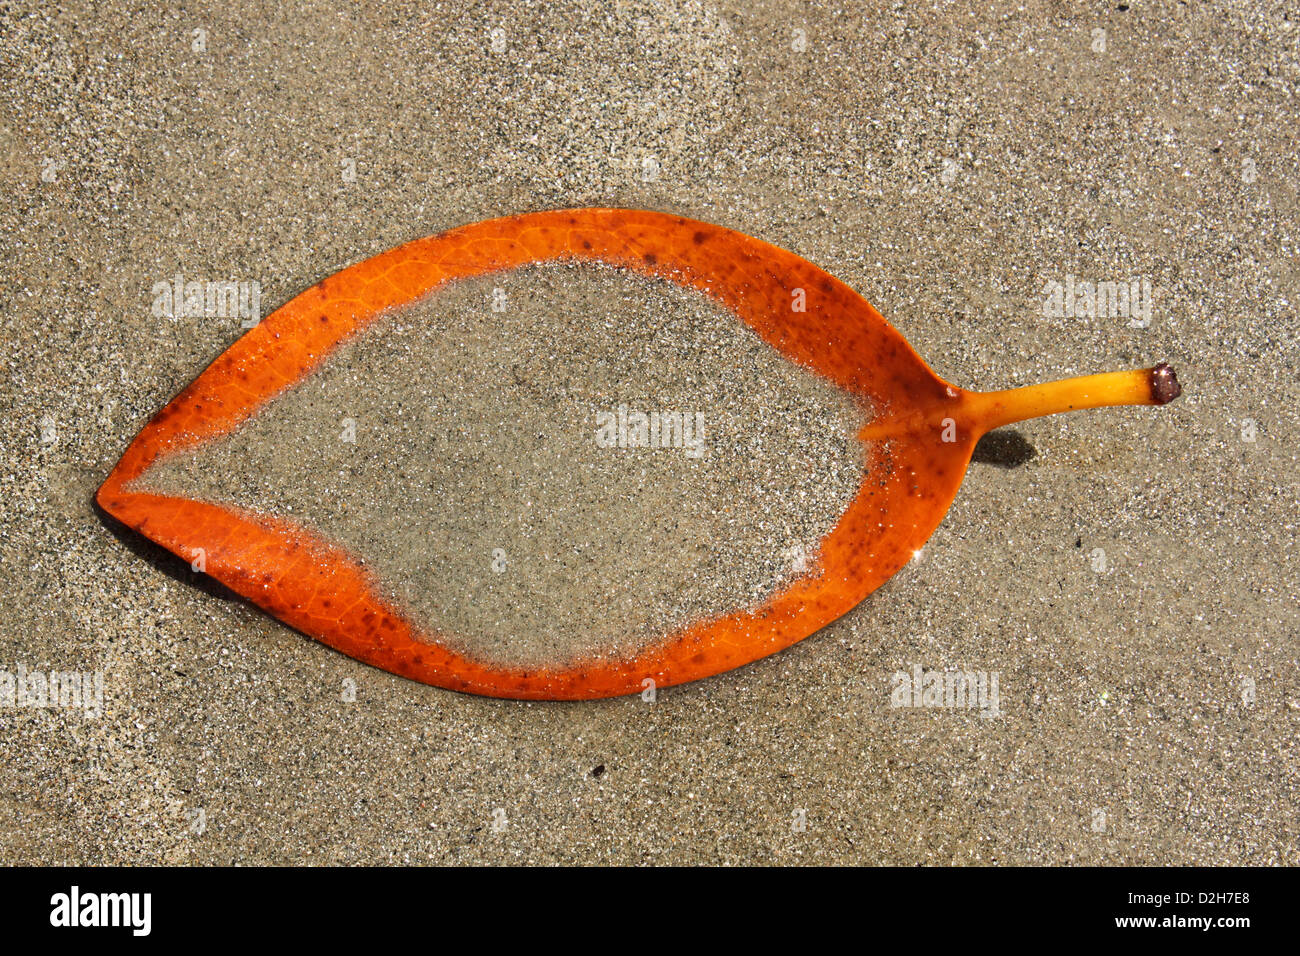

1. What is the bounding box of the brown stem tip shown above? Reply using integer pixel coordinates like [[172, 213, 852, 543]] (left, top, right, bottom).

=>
[[1150, 363, 1182, 405]]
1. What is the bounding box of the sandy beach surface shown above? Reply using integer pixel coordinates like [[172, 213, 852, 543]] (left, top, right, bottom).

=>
[[1, 0, 1297, 864]]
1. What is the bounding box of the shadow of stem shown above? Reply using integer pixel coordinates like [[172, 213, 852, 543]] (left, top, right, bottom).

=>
[[971, 429, 1037, 469]]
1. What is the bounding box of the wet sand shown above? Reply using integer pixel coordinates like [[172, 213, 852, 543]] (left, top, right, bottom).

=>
[[140, 262, 867, 669]]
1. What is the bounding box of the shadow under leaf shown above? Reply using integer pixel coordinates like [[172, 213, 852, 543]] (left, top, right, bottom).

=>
[[971, 429, 1037, 469], [93, 494, 244, 601]]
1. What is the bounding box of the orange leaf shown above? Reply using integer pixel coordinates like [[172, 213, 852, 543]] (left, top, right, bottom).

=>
[[98, 209, 1179, 699]]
